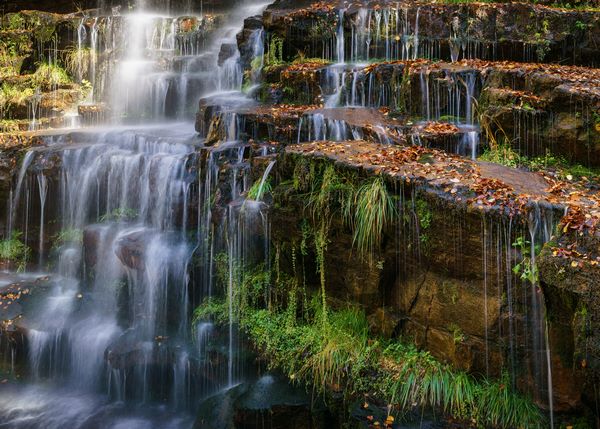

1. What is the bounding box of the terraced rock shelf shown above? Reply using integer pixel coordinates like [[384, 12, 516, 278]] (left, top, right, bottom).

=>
[[0, 0, 599, 428]]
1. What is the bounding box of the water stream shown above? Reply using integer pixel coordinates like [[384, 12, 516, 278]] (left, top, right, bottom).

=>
[[0, 0, 562, 427], [0, 1, 271, 427]]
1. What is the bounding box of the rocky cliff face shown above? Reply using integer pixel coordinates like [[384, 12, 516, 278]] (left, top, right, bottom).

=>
[[193, 0, 600, 422], [0, 0, 599, 426]]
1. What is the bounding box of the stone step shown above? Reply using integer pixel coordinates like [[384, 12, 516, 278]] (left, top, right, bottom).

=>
[[253, 59, 600, 166], [258, 1, 600, 66]]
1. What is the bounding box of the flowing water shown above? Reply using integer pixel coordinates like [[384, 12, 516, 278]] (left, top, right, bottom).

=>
[[0, 1, 271, 427], [1, 0, 559, 426]]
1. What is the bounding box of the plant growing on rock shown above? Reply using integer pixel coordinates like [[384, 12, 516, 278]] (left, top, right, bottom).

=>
[[265, 35, 284, 67], [247, 177, 272, 201], [352, 177, 395, 257], [0, 231, 31, 272], [512, 236, 541, 284], [0, 83, 34, 118], [194, 271, 545, 428], [52, 228, 83, 248], [33, 62, 71, 89]]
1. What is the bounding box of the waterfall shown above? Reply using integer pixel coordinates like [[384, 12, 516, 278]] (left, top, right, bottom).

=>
[[336, 9, 346, 64], [252, 160, 276, 202], [527, 208, 555, 427], [37, 173, 48, 267]]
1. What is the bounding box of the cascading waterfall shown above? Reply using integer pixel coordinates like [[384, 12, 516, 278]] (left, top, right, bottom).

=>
[[1, 0, 576, 426], [0, 124, 244, 428]]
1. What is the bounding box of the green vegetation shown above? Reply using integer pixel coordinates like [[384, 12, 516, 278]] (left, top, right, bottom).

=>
[[33, 62, 71, 88], [352, 177, 395, 256], [63, 47, 96, 79], [0, 82, 34, 117], [532, 19, 551, 61], [300, 163, 396, 260], [480, 144, 600, 181], [52, 228, 83, 247], [0, 119, 21, 132], [99, 207, 138, 222], [193, 256, 544, 428], [512, 236, 541, 284], [291, 54, 330, 66], [480, 142, 522, 168], [247, 177, 272, 201], [265, 35, 284, 67], [0, 231, 31, 272]]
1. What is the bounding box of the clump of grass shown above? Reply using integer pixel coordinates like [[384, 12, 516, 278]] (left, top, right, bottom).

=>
[[33, 62, 71, 88], [480, 142, 522, 168], [247, 177, 272, 201], [53, 228, 83, 247], [0, 231, 31, 272], [0, 119, 21, 132], [0, 82, 34, 117], [63, 46, 96, 80], [352, 177, 395, 257], [476, 373, 544, 428]]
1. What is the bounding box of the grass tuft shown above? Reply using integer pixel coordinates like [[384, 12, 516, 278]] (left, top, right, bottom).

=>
[[352, 177, 395, 257], [0, 231, 31, 272]]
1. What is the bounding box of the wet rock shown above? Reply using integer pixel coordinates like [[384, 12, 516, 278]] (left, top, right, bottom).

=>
[[263, 2, 600, 66], [78, 104, 111, 126], [539, 231, 600, 412], [237, 15, 264, 73], [194, 374, 332, 429], [105, 329, 176, 369], [218, 43, 239, 67], [0, 273, 56, 377], [114, 230, 149, 271], [268, 142, 599, 415]]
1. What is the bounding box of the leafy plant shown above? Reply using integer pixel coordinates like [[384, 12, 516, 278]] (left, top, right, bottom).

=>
[[512, 236, 541, 284]]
